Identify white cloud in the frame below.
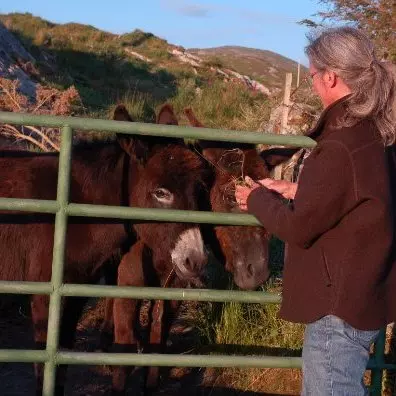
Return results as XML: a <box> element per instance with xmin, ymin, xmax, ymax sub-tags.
<box><xmin>160</xmin><ymin>1</ymin><xmax>298</xmax><ymax>24</ymax></box>
<box><xmin>160</xmin><ymin>0</ymin><xmax>211</xmax><ymax>18</ymax></box>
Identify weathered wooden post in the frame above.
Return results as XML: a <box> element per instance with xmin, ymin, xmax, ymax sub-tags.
<box><xmin>273</xmin><ymin>72</ymin><xmax>293</xmax><ymax>180</ymax></box>
<box><xmin>297</xmin><ymin>61</ymin><xmax>301</xmax><ymax>88</ymax></box>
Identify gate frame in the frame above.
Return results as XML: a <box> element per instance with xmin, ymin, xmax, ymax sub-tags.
<box><xmin>0</xmin><ymin>111</ymin><xmax>391</xmax><ymax>395</ymax></box>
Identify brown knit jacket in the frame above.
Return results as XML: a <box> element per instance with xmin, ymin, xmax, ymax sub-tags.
<box><xmin>247</xmin><ymin>96</ymin><xmax>396</xmax><ymax>330</ymax></box>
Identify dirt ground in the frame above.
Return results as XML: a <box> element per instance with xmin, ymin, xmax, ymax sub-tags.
<box><xmin>0</xmin><ymin>295</ymin><xmax>300</xmax><ymax>396</ymax></box>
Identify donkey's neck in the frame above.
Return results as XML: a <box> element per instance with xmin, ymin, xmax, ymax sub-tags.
<box><xmin>71</xmin><ymin>143</ymin><xmax>127</xmax><ymax>206</ymax></box>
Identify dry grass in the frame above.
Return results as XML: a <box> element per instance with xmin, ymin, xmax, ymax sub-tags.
<box><xmin>170</xmin><ymin>78</ymin><xmax>271</xmax><ymax>131</ymax></box>
<box><xmin>382</xmin><ymin>323</ymin><xmax>396</xmax><ymax>395</ymax></box>
<box><xmin>186</xmin><ymin>276</ymin><xmax>304</xmax><ymax>395</ymax></box>
<box><xmin>0</xmin><ymin>77</ymin><xmax>81</xmax><ymax>151</ymax></box>
<box><xmin>202</xmin><ymin>367</ymin><xmax>302</xmax><ymax>395</ymax></box>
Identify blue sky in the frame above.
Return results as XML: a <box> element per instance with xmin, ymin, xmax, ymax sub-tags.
<box><xmin>0</xmin><ymin>0</ymin><xmax>328</xmax><ymax>64</ymax></box>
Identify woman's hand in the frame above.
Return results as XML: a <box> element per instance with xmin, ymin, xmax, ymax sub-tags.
<box><xmin>234</xmin><ymin>177</ymin><xmax>265</xmax><ymax>211</ymax></box>
<box><xmin>259</xmin><ymin>179</ymin><xmax>298</xmax><ymax>200</ymax></box>
<box><xmin>235</xmin><ymin>177</ymin><xmax>298</xmax><ymax>211</ymax></box>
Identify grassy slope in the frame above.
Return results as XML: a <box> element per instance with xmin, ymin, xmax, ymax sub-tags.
<box><xmin>0</xmin><ymin>13</ymin><xmax>305</xmax><ymax>132</ymax></box>
<box><xmin>0</xmin><ymin>13</ymin><xmax>186</xmax><ymax>113</ymax></box>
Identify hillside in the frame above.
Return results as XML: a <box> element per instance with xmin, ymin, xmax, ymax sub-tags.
<box><xmin>0</xmin><ymin>13</ymin><xmax>178</xmax><ymax>114</ymax></box>
<box><xmin>190</xmin><ymin>46</ymin><xmax>307</xmax><ymax>89</ymax></box>
<box><xmin>0</xmin><ymin>12</ymin><xmax>315</xmax><ymax>133</ymax></box>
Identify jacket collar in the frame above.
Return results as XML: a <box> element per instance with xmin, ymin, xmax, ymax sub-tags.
<box><xmin>307</xmin><ymin>94</ymin><xmax>351</xmax><ymax>142</ymax></box>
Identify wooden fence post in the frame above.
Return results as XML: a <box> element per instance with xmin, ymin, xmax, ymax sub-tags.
<box><xmin>297</xmin><ymin>61</ymin><xmax>300</xmax><ymax>88</ymax></box>
<box><xmin>273</xmin><ymin>72</ymin><xmax>293</xmax><ymax>180</ymax></box>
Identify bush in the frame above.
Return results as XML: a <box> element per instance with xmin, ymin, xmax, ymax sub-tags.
<box><xmin>203</xmin><ymin>55</ymin><xmax>225</xmax><ymax>69</ymax></box>
<box><xmin>119</xmin><ymin>29</ymin><xmax>154</xmax><ymax>47</ymax></box>
<box><xmin>170</xmin><ymin>78</ymin><xmax>270</xmax><ymax>131</ymax></box>
<box><xmin>0</xmin><ymin>77</ymin><xmax>81</xmax><ymax>151</ymax></box>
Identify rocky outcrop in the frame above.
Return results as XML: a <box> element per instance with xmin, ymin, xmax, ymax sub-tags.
<box><xmin>0</xmin><ymin>22</ymin><xmax>37</xmax><ymax>99</ymax></box>
<box><xmin>170</xmin><ymin>48</ymin><xmax>202</xmax><ymax>67</ymax></box>
<box><xmin>170</xmin><ymin>48</ymin><xmax>272</xmax><ymax>95</ymax></box>
<box><xmin>124</xmin><ymin>48</ymin><xmax>152</xmax><ymax>63</ymax></box>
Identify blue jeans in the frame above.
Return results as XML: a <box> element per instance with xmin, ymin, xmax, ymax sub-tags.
<box><xmin>302</xmin><ymin>315</ymin><xmax>380</xmax><ymax>396</ymax></box>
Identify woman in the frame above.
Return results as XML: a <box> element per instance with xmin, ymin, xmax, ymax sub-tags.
<box><xmin>236</xmin><ymin>27</ymin><xmax>396</xmax><ymax>395</ymax></box>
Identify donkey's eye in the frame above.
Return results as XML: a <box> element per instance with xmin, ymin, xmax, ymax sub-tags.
<box><xmin>154</xmin><ymin>188</ymin><xmax>168</xmax><ymax>199</ymax></box>
<box><xmin>153</xmin><ymin>188</ymin><xmax>174</xmax><ymax>204</ymax></box>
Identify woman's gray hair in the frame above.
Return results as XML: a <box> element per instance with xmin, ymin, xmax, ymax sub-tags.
<box><xmin>305</xmin><ymin>27</ymin><xmax>396</xmax><ymax>146</ymax></box>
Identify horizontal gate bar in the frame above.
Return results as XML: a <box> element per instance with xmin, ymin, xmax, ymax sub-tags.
<box><xmin>60</xmin><ymin>284</ymin><xmax>282</xmax><ymax>303</ymax></box>
<box><xmin>0</xmin><ymin>281</ymin><xmax>52</xmax><ymax>294</ymax></box>
<box><xmin>0</xmin><ymin>350</ymin><xmax>393</xmax><ymax>371</ymax></box>
<box><xmin>0</xmin><ymin>350</ymin><xmax>48</xmax><ymax>363</ymax></box>
<box><xmin>0</xmin><ymin>111</ymin><xmax>316</xmax><ymax>148</ymax></box>
<box><xmin>0</xmin><ymin>281</ymin><xmax>282</xmax><ymax>303</ymax></box>
<box><xmin>0</xmin><ymin>198</ymin><xmax>59</xmax><ymax>213</ymax></box>
<box><xmin>57</xmin><ymin>351</ymin><xmax>302</xmax><ymax>368</ymax></box>
<box><xmin>66</xmin><ymin>203</ymin><xmax>261</xmax><ymax>225</ymax></box>
<box><xmin>0</xmin><ymin>198</ymin><xmax>262</xmax><ymax>226</ymax></box>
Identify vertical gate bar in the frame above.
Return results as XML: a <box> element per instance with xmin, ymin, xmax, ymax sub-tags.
<box><xmin>371</xmin><ymin>328</ymin><xmax>386</xmax><ymax>395</ymax></box>
<box><xmin>42</xmin><ymin>126</ymin><xmax>73</xmax><ymax>396</ymax></box>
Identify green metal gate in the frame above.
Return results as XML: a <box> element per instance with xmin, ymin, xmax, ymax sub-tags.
<box><xmin>0</xmin><ymin>111</ymin><xmax>393</xmax><ymax>395</ymax></box>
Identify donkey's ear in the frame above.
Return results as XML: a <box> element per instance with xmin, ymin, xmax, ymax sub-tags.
<box><xmin>113</xmin><ymin>104</ymin><xmax>133</xmax><ymax>122</ymax></box>
<box><xmin>200</xmin><ymin>147</ymin><xmax>222</xmax><ymax>166</ymax></box>
<box><xmin>116</xmin><ymin>134</ymin><xmax>133</xmax><ymax>156</ymax></box>
<box><xmin>259</xmin><ymin>147</ymin><xmax>300</xmax><ymax>171</ymax></box>
<box><xmin>184</xmin><ymin>107</ymin><xmax>204</xmax><ymax>128</ymax></box>
<box><xmin>156</xmin><ymin>103</ymin><xmax>178</xmax><ymax>125</ymax></box>
<box><xmin>113</xmin><ymin>104</ymin><xmax>149</xmax><ymax>161</ymax></box>
<box><xmin>116</xmin><ymin>134</ymin><xmax>150</xmax><ymax>164</ymax></box>
<box><xmin>154</xmin><ymin>103</ymin><xmax>184</xmax><ymax>146</ymax></box>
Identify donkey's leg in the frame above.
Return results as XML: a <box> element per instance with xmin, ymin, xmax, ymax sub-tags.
<box><xmin>99</xmin><ymin>261</ymin><xmax>119</xmax><ymax>351</ymax></box>
<box><xmin>31</xmin><ymin>295</ymin><xmax>85</xmax><ymax>395</ymax></box>
<box><xmin>112</xmin><ymin>297</ymin><xmax>139</xmax><ymax>395</ymax></box>
<box><xmin>99</xmin><ymin>297</ymin><xmax>115</xmax><ymax>351</ymax></box>
<box><xmin>30</xmin><ymin>294</ymin><xmax>49</xmax><ymax>396</ymax></box>
<box><xmin>145</xmin><ymin>299</ymin><xmax>181</xmax><ymax>391</ymax></box>
<box><xmin>59</xmin><ymin>296</ymin><xmax>88</xmax><ymax>349</ymax></box>
<box><xmin>144</xmin><ymin>299</ymin><xmax>164</xmax><ymax>391</ymax></box>
<box><xmin>44</xmin><ymin>295</ymin><xmax>87</xmax><ymax>395</ymax></box>
<box><xmin>112</xmin><ymin>242</ymin><xmax>145</xmax><ymax>395</ymax></box>
<box><xmin>28</xmin><ymin>245</ymin><xmax>59</xmax><ymax>396</ymax></box>
<box><xmin>30</xmin><ymin>297</ymin><xmax>72</xmax><ymax>396</ymax></box>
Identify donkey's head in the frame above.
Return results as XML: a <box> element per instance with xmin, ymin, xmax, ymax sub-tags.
<box><xmin>204</xmin><ymin>144</ymin><xmax>271</xmax><ymax>290</ymax></box>
<box><xmin>184</xmin><ymin>108</ymin><xmax>284</xmax><ymax>290</ymax></box>
<box><xmin>113</xmin><ymin>104</ymin><xmax>209</xmax><ymax>284</ymax></box>
<box><xmin>133</xmin><ymin>144</ymin><xmax>210</xmax><ymax>283</ymax></box>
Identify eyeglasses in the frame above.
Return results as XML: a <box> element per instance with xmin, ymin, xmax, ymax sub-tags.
<box><xmin>310</xmin><ymin>71</ymin><xmax>319</xmax><ymax>79</ymax></box>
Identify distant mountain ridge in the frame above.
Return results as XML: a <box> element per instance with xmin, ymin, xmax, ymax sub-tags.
<box><xmin>190</xmin><ymin>45</ymin><xmax>306</xmax><ymax>89</ymax></box>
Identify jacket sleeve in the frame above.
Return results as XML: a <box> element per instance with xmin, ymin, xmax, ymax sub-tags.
<box><xmin>247</xmin><ymin>141</ymin><xmax>353</xmax><ymax>248</ymax></box>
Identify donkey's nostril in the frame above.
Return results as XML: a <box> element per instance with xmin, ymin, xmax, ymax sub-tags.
<box><xmin>184</xmin><ymin>252</ymin><xmax>207</xmax><ymax>276</ymax></box>
<box><xmin>185</xmin><ymin>257</ymin><xmax>192</xmax><ymax>270</ymax></box>
<box><xmin>171</xmin><ymin>227</ymin><xmax>207</xmax><ymax>281</ymax></box>
<box><xmin>247</xmin><ymin>264</ymin><xmax>254</xmax><ymax>277</ymax></box>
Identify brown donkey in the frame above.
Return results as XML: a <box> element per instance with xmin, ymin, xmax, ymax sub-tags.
<box><xmin>184</xmin><ymin>107</ymin><xmax>272</xmax><ymax>289</ymax></box>
<box><xmin>0</xmin><ymin>105</ymin><xmax>209</xmax><ymax>395</ymax></box>
<box><xmin>108</xmin><ymin>105</ymin><xmax>295</xmax><ymax>395</ymax></box>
